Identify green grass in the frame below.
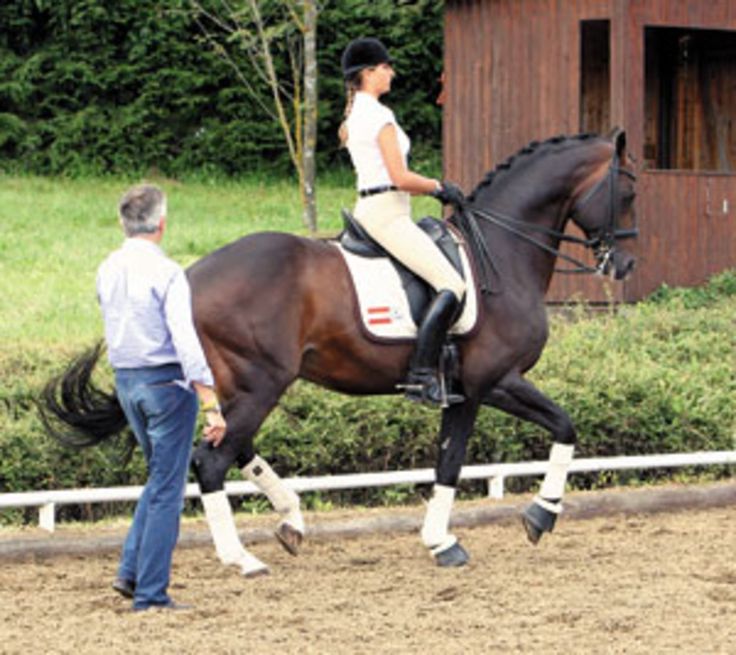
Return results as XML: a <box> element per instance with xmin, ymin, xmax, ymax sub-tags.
<box><xmin>0</xmin><ymin>174</ymin><xmax>439</xmax><ymax>350</ymax></box>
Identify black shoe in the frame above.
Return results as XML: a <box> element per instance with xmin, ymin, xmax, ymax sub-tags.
<box><xmin>402</xmin><ymin>369</ymin><xmax>465</xmax><ymax>407</ymax></box>
<box><xmin>112</xmin><ymin>577</ymin><xmax>135</xmax><ymax>599</ymax></box>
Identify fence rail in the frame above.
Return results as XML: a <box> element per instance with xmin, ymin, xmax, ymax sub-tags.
<box><xmin>1</xmin><ymin>450</ymin><xmax>734</xmax><ymax>532</ymax></box>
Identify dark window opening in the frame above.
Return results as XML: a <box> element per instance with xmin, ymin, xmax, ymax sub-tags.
<box><xmin>645</xmin><ymin>27</ymin><xmax>736</xmax><ymax>171</ymax></box>
<box><xmin>580</xmin><ymin>20</ymin><xmax>610</xmax><ymax>135</ymax></box>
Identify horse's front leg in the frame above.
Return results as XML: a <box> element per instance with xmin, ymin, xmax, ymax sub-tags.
<box><xmin>421</xmin><ymin>399</ymin><xmax>480</xmax><ymax>567</ymax></box>
<box><xmin>483</xmin><ymin>371</ymin><xmax>576</xmax><ymax>544</ymax></box>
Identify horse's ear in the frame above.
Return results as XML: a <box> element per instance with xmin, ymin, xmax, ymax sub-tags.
<box><xmin>607</xmin><ymin>127</ymin><xmax>626</xmax><ymax>157</ymax></box>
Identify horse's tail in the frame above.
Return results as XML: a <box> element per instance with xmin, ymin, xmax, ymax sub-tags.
<box><xmin>38</xmin><ymin>341</ymin><xmax>130</xmax><ymax>449</ymax></box>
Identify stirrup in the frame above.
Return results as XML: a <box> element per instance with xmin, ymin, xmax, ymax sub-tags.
<box><xmin>397</xmin><ymin>371</ymin><xmax>464</xmax><ymax>408</ymax></box>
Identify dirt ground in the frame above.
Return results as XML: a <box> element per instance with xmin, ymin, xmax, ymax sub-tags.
<box><xmin>1</xmin><ymin>497</ymin><xmax>735</xmax><ymax>655</ymax></box>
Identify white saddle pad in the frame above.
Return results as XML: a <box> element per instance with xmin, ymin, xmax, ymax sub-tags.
<box><xmin>334</xmin><ymin>238</ymin><xmax>478</xmax><ymax>341</ymax></box>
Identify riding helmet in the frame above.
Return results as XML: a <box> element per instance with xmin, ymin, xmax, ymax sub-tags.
<box><xmin>341</xmin><ymin>37</ymin><xmax>392</xmax><ymax>79</ymax></box>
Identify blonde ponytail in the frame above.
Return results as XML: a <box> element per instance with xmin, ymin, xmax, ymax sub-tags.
<box><xmin>338</xmin><ymin>80</ymin><xmax>360</xmax><ymax>147</ymax></box>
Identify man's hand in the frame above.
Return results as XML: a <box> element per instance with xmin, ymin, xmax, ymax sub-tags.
<box><xmin>194</xmin><ymin>382</ymin><xmax>227</xmax><ymax>446</ymax></box>
<box><xmin>431</xmin><ymin>180</ymin><xmax>465</xmax><ymax>209</ymax></box>
<box><xmin>203</xmin><ymin>409</ymin><xmax>227</xmax><ymax>447</ymax></box>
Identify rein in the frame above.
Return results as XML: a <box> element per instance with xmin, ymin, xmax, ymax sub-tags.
<box><xmin>459</xmin><ymin>205</ymin><xmax>601</xmax><ymax>271</ymax></box>
<box><xmin>452</xmin><ymin>153</ymin><xmax>637</xmax><ymax>293</ymax></box>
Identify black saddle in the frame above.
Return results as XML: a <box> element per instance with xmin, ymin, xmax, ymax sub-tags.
<box><xmin>338</xmin><ymin>209</ymin><xmax>465</xmax><ymax>324</ymax></box>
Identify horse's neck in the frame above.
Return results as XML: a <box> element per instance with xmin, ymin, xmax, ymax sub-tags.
<box><xmin>475</xmin><ymin>184</ymin><xmax>571</xmax><ymax>293</ymax></box>
<box><xmin>473</xmin><ymin>141</ymin><xmax>611</xmax><ymax>296</ymax></box>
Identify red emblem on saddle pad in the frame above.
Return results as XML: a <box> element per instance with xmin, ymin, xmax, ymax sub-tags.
<box><xmin>367</xmin><ymin>306</ymin><xmax>392</xmax><ymax>325</ymax></box>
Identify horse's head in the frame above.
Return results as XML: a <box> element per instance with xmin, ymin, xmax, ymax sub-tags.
<box><xmin>569</xmin><ymin>129</ymin><xmax>637</xmax><ymax>280</ymax></box>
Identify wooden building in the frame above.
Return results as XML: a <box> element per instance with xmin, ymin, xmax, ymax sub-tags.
<box><xmin>443</xmin><ymin>0</ymin><xmax>736</xmax><ymax>302</ymax></box>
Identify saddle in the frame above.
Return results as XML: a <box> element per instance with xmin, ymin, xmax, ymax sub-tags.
<box><xmin>339</xmin><ymin>209</ymin><xmax>465</xmax><ymax>325</ymax></box>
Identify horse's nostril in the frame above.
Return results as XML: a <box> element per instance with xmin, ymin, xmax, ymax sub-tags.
<box><xmin>615</xmin><ymin>257</ymin><xmax>635</xmax><ymax>280</ymax></box>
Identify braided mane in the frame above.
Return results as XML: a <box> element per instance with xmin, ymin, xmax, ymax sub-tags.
<box><xmin>467</xmin><ymin>133</ymin><xmax>599</xmax><ymax>201</ymax></box>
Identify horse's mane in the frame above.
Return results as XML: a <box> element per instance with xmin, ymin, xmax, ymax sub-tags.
<box><xmin>467</xmin><ymin>132</ymin><xmax>600</xmax><ymax>201</ymax></box>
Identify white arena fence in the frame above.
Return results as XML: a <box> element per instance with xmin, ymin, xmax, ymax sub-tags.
<box><xmin>1</xmin><ymin>450</ymin><xmax>734</xmax><ymax>532</ymax></box>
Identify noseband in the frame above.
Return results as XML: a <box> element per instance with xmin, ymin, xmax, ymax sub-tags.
<box><xmin>454</xmin><ymin>152</ymin><xmax>637</xmax><ymax>292</ymax></box>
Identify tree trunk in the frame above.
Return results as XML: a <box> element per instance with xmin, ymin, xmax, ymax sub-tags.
<box><xmin>302</xmin><ymin>0</ymin><xmax>318</xmax><ymax>233</ymax></box>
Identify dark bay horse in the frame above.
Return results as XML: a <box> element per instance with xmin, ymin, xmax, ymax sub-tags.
<box><xmin>41</xmin><ymin>130</ymin><xmax>637</xmax><ymax>573</ymax></box>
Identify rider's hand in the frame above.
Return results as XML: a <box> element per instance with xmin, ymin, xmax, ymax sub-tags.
<box><xmin>431</xmin><ymin>180</ymin><xmax>466</xmax><ymax>209</ymax></box>
<box><xmin>203</xmin><ymin>408</ymin><xmax>227</xmax><ymax>447</ymax></box>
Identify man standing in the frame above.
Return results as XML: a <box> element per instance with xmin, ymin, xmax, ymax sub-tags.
<box><xmin>98</xmin><ymin>184</ymin><xmax>226</xmax><ymax>611</ymax></box>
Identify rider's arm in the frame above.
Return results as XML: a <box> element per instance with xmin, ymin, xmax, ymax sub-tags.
<box><xmin>377</xmin><ymin>124</ymin><xmax>440</xmax><ymax>196</ymax></box>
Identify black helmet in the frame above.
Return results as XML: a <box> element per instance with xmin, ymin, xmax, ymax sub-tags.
<box><xmin>341</xmin><ymin>37</ymin><xmax>392</xmax><ymax>80</ymax></box>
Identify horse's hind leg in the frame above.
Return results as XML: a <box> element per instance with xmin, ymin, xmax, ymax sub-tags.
<box><xmin>192</xmin><ymin>382</ymin><xmax>302</xmax><ymax>575</ymax></box>
<box><xmin>483</xmin><ymin>372</ymin><xmax>576</xmax><ymax>544</ymax></box>
<box><xmin>241</xmin><ymin>455</ymin><xmax>303</xmax><ymax>556</ymax></box>
<box><xmin>421</xmin><ymin>399</ymin><xmax>480</xmax><ymax>567</ymax></box>
<box><xmin>193</xmin><ymin>426</ymin><xmax>269</xmax><ymax>576</ymax></box>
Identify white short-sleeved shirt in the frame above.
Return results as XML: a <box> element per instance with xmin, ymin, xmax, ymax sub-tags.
<box><xmin>346</xmin><ymin>91</ymin><xmax>410</xmax><ymax>191</ymax></box>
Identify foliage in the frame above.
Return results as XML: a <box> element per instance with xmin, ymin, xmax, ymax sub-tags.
<box><xmin>646</xmin><ymin>269</ymin><xmax>736</xmax><ymax>308</ymax></box>
<box><xmin>0</xmin><ymin>0</ymin><xmax>444</xmax><ymax>177</ymax></box>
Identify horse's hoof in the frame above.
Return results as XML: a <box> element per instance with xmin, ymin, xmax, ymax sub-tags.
<box><xmin>521</xmin><ymin>502</ymin><xmax>558</xmax><ymax>546</ymax></box>
<box><xmin>521</xmin><ymin>514</ymin><xmax>543</xmax><ymax>545</ymax></box>
<box><xmin>433</xmin><ymin>541</ymin><xmax>469</xmax><ymax>567</ymax></box>
<box><xmin>275</xmin><ymin>522</ymin><xmax>303</xmax><ymax>556</ymax></box>
<box><xmin>233</xmin><ymin>552</ymin><xmax>270</xmax><ymax>577</ymax></box>
<box><xmin>243</xmin><ymin>566</ymin><xmax>270</xmax><ymax>579</ymax></box>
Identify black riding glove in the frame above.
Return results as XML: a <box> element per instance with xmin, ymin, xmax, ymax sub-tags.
<box><xmin>431</xmin><ymin>181</ymin><xmax>465</xmax><ymax>209</ymax></box>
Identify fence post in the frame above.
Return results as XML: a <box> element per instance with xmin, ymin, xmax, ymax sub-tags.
<box><xmin>488</xmin><ymin>475</ymin><xmax>505</xmax><ymax>499</ymax></box>
<box><xmin>39</xmin><ymin>502</ymin><xmax>56</xmax><ymax>532</ymax></box>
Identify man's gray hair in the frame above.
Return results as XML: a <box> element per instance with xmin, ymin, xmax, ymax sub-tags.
<box><xmin>118</xmin><ymin>184</ymin><xmax>166</xmax><ymax>236</ymax></box>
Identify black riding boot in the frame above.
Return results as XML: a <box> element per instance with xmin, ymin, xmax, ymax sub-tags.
<box><xmin>402</xmin><ymin>290</ymin><xmax>465</xmax><ymax>407</ymax></box>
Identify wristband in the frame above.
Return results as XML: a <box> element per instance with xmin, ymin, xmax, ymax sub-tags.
<box><xmin>200</xmin><ymin>399</ymin><xmax>221</xmax><ymax>414</ymax></box>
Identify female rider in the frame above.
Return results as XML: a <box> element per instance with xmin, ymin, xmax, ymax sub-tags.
<box><xmin>340</xmin><ymin>37</ymin><xmax>466</xmax><ymax>406</ymax></box>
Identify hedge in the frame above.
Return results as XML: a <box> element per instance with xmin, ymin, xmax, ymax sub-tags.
<box><xmin>0</xmin><ymin>0</ymin><xmax>444</xmax><ymax>177</ymax></box>
<box><xmin>1</xmin><ymin>271</ymin><xmax>734</xmax><ymax>524</ymax></box>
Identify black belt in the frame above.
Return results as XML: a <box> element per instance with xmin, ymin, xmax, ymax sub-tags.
<box><xmin>359</xmin><ymin>185</ymin><xmax>398</xmax><ymax>198</ymax></box>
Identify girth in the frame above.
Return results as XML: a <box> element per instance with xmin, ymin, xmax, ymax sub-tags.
<box><xmin>339</xmin><ymin>209</ymin><xmax>465</xmax><ymax>324</ymax></box>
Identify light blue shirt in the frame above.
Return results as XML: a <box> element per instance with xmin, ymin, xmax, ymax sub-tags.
<box><xmin>96</xmin><ymin>238</ymin><xmax>214</xmax><ymax>387</ymax></box>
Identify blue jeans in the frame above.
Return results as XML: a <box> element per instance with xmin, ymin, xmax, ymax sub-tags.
<box><xmin>114</xmin><ymin>364</ymin><xmax>197</xmax><ymax>609</ymax></box>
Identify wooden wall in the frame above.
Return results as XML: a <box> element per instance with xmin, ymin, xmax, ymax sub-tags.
<box><xmin>443</xmin><ymin>0</ymin><xmax>612</xmax><ymax>189</ymax></box>
<box><xmin>629</xmin><ymin>172</ymin><xmax>736</xmax><ymax>299</ymax></box>
<box><xmin>619</xmin><ymin>0</ymin><xmax>736</xmax><ymax>298</ymax></box>
<box><xmin>444</xmin><ymin>0</ymin><xmax>736</xmax><ymax>302</ymax></box>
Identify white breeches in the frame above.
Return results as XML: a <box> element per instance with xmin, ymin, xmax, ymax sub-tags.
<box><xmin>354</xmin><ymin>191</ymin><xmax>466</xmax><ymax>301</ymax></box>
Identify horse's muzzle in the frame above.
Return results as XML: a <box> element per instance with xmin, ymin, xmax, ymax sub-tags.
<box><xmin>610</xmin><ymin>249</ymin><xmax>636</xmax><ymax>280</ymax></box>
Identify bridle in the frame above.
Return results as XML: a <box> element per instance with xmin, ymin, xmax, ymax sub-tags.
<box><xmin>452</xmin><ymin>152</ymin><xmax>638</xmax><ymax>293</ymax></box>
<box><xmin>569</xmin><ymin>151</ymin><xmax>638</xmax><ymax>274</ymax></box>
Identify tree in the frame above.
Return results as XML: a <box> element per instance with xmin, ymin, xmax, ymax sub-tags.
<box><xmin>191</xmin><ymin>0</ymin><xmax>321</xmax><ymax>232</ymax></box>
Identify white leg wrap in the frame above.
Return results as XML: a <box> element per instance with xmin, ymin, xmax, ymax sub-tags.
<box><xmin>201</xmin><ymin>490</ymin><xmax>269</xmax><ymax>576</ymax></box>
<box><xmin>421</xmin><ymin>484</ymin><xmax>456</xmax><ymax>550</ymax></box>
<box><xmin>242</xmin><ymin>456</ymin><xmax>304</xmax><ymax>533</ymax></box>
<box><xmin>533</xmin><ymin>495</ymin><xmax>564</xmax><ymax>514</ymax></box>
<box><xmin>539</xmin><ymin>443</ymin><xmax>575</xmax><ymax>501</ymax></box>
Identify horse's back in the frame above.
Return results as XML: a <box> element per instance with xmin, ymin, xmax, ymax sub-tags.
<box><xmin>190</xmin><ymin>232</ymin><xmax>306</xmax><ymax>286</ymax></box>
<box><xmin>188</xmin><ymin>230</ymin><xmax>351</xmax><ymax>341</ymax></box>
